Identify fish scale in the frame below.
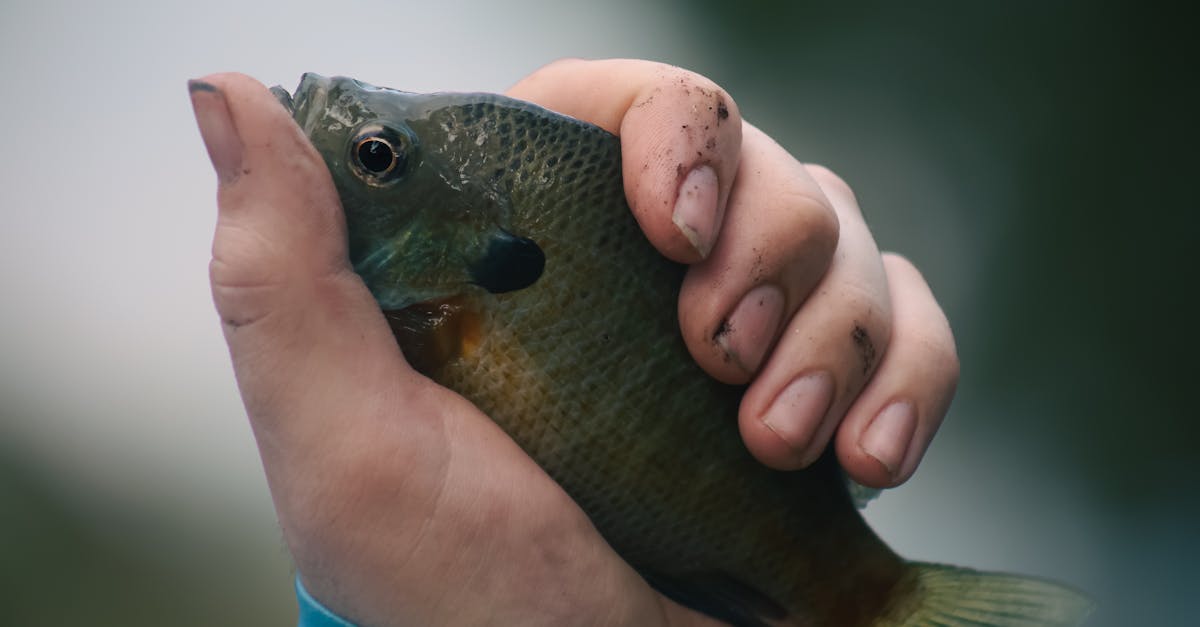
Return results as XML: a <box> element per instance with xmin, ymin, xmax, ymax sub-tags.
<box><xmin>278</xmin><ymin>73</ymin><xmax>1092</xmax><ymax>627</ymax></box>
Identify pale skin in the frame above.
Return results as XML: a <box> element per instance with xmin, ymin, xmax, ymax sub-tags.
<box><xmin>190</xmin><ymin>59</ymin><xmax>959</xmax><ymax>626</ymax></box>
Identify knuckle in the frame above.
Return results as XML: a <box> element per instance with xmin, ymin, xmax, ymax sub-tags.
<box><xmin>882</xmin><ymin>253</ymin><xmax>959</xmax><ymax>386</ymax></box>
<box><xmin>654</xmin><ymin>64</ymin><xmax>739</xmax><ymax>122</ymax></box>
<box><xmin>210</xmin><ymin>220</ymin><xmax>287</xmax><ymax>287</ymax></box>
<box><xmin>800</xmin><ymin>193</ymin><xmax>841</xmax><ymax>248</ymax></box>
<box><xmin>775</xmin><ymin>190</ymin><xmax>840</xmax><ymax>257</ymax></box>
<box><xmin>837</xmin><ymin>279</ymin><xmax>894</xmax><ymax>345</ymax></box>
<box><xmin>881</xmin><ymin>251</ymin><xmax>921</xmax><ymax>278</ymax></box>
<box><xmin>542</xmin><ymin>57</ymin><xmax>586</xmax><ymax>74</ymax></box>
<box><xmin>209</xmin><ymin>222</ymin><xmax>291</xmax><ymax>328</ymax></box>
<box><xmin>934</xmin><ymin>333</ymin><xmax>961</xmax><ymax>384</ymax></box>
<box><xmin>910</xmin><ymin>325</ymin><xmax>960</xmax><ymax>385</ymax></box>
<box><xmin>805</xmin><ymin>163</ymin><xmax>858</xmax><ymax>206</ymax></box>
<box><xmin>945</xmin><ymin>350</ymin><xmax>961</xmax><ymax>391</ymax></box>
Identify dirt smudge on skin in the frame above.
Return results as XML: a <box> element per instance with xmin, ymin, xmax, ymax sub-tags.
<box><xmin>713</xmin><ymin>318</ymin><xmax>734</xmax><ymax>363</ymax></box>
<box><xmin>632</xmin><ymin>88</ymin><xmax>659</xmax><ymax>109</ymax></box>
<box><xmin>851</xmin><ymin>324</ymin><xmax>877</xmax><ymax>375</ymax></box>
<box><xmin>750</xmin><ymin>248</ymin><xmax>764</xmax><ymax>282</ymax></box>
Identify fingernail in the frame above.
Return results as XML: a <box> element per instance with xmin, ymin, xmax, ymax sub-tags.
<box><xmin>762</xmin><ymin>372</ymin><xmax>834</xmax><ymax>457</ymax></box>
<box><xmin>672</xmin><ymin>165</ymin><xmax>719</xmax><ymax>257</ymax></box>
<box><xmin>189</xmin><ymin>80</ymin><xmax>243</xmax><ymax>184</ymax></box>
<box><xmin>859</xmin><ymin>401</ymin><xmax>917</xmax><ymax>477</ymax></box>
<box><xmin>716</xmin><ymin>284</ymin><xmax>784</xmax><ymax>374</ymax></box>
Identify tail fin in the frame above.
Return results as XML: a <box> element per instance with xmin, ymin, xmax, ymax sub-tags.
<box><xmin>891</xmin><ymin>563</ymin><xmax>1093</xmax><ymax>626</ymax></box>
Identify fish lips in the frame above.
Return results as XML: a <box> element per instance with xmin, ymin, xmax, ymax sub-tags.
<box><xmin>270</xmin><ymin>72</ymin><xmax>332</xmax><ymax>127</ymax></box>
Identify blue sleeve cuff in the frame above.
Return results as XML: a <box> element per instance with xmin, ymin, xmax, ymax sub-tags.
<box><xmin>296</xmin><ymin>576</ymin><xmax>358</xmax><ymax>627</ymax></box>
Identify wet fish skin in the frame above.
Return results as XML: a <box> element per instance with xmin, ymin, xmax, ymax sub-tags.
<box><xmin>277</xmin><ymin>74</ymin><xmax>1091</xmax><ymax>627</ymax></box>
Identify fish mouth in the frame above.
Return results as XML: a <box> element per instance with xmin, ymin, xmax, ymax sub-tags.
<box><xmin>268</xmin><ymin>85</ymin><xmax>294</xmax><ymax>114</ymax></box>
<box><xmin>270</xmin><ymin>72</ymin><xmax>331</xmax><ymax>131</ymax></box>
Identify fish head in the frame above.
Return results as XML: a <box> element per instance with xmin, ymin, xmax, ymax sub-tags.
<box><xmin>274</xmin><ymin>73</ymin><xmax>544</xmax><ymax>309</ymax></box>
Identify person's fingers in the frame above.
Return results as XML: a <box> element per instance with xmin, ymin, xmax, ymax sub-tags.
<box><xmin>508</xmin><ymin>58</ymin><xmax>742</xmax><ymax>262</ymax></box>
<box><xmin>677</xmin><ymin>126</ymin><xmax>839</xmax><ymax>384</ymax></box>
<box><xmin>736</xmin><ymin>165</ymin><xmax>893</xmax><ymax>470</ymax></box>
<box><xmin>834</xmin><ymin>253</ymin><xmax>959</xmax><ymax>488</ymax></box>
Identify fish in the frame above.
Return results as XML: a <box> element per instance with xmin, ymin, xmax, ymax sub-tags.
<box><xmin>271</xmin><ymin>73</ymin><xmax>1092</xmax><ymax>627</ymax></box>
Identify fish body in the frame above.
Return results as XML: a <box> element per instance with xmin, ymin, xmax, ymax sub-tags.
<box><xmin>275</xmin><ymin>74</ymin><xmax>1090</xmax><ymax>627</ymax></box>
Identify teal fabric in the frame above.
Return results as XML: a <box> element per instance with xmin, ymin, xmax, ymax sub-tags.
<box><xmin>296</xmin><ymin>576</ymin><xmax>357</xmax><ymax>627</ymax></box>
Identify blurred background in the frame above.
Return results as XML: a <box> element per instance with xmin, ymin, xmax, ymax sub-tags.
<box><xmin>1</xmin><ymin>1</ymin><xmax>1193</xmax><ymax>625</ymax></box>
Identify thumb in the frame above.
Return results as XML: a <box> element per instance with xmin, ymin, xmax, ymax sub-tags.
<box><xmin>190</xmin><ymin>73</ymin><xmax>494</xmax><ymax>621</ymax></box>
<box><xmin>189</xmin><ymin>72</ymin><xmax>443</xmax><ymax>463</ymax></box>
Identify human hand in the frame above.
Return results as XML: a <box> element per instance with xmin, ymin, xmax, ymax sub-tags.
<box><xmin>189</xmin><ymin>58</ymin><xmax>956</xmax><ymax>625</ymax></box>
<box><xmin>510</xmin><ymin>59</ymin><xmax>958</xmax><ymax>489</ymax></box>
<box><xmin>190</xmin><ymin>71</ymin><xmax>717</xmax><ymax>627</ymax></box>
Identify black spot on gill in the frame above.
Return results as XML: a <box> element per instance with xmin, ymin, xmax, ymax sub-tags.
<box><xmin>469</xmin><ymin>230</ymin><xmax>545</xmax><ymax>294</ymax></box>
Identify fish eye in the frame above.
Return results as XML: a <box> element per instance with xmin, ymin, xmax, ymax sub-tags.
<box><xmin>356</xmin><ymin>138</ymin><xmax>397</xmax><ymax>174</ymax></box>
<box><xmin>349</xmin><ymin>123</ymin><xmax>417</xmax><ymax>185</ymax></box>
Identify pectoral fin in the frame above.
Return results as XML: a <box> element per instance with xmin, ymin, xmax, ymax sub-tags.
<box><xmin>385</xmin><ymin>297</ymin><xmax>482</xmax><ymax>376</ymax></box>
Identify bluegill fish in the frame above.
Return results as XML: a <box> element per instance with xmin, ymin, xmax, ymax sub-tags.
<box><xmin>272</xmin><ymin>74</ymin><xmax>1090</xmax><ymax>627</ymax></box>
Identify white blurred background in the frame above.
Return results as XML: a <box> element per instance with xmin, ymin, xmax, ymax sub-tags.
<box><xmin>1</xmin><ymin>1</ymin><xmax>1193</xmax><ymax>625</ymax></box>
